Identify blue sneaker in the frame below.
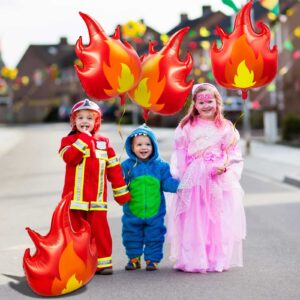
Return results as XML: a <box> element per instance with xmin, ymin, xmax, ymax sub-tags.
<box><xmin>125</xmin><ymin>257</ymin><xmax>141</xmax><ymax>271</ymax></box>
<box><xmin>146</xmin><ymin>260</ymin><xmax>158</xmax><ymax>271</ymax></box>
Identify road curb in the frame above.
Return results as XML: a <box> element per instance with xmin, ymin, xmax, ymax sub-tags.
<box><xmin>283</xmin><ymin>174</ymin><xmax>300</xmax><ymax>188</ymax></box>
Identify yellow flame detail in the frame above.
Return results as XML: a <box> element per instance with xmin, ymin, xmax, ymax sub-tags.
<box><xmin>51</xmin><ymin>242</ymin><xmax>87</xmax><ymax>295</ymax></box>
<box><xmin>143</xmin><ymin>57</ymin><xmax>166</xmax><ymax>103</ymax></box>
<box><xmin>62</xmin><ymin>274</ymin><xmax>83</xmax><ymax>294</ymax></box>
<box><xmin>129</xmin><ymin>53</ymin><xmax>166</xmax><ymax>111</ymax></box>
<box><xmin>233</xmin><ymin>60</ymin><xmax>256</xmax><ymax>88</ymax></box>
<box><xmin>133</xmin><ymin>78</ymin><xmax>151</xmax><ymax>107</ymax></box>
<box><xmin>132</xmin><ymin>78</ymin><xmax>165</xmax><ymax>111</ymax></box>
<box><xmin>103</xmin><ymin>39</ymin><xmax>138</xmax><ymax>96</ymax></box>
<box><xmin>117</xmin><ymin>63</ymin><xmax>135</xmax><ymax>93</ymax></box>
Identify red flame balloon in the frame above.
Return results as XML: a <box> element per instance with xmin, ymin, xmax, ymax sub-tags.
<box><xmin>75</xmin><ymin>12</ymin><xmax>142</xmax><ymax>105</ymax></box>
<box><xmin>210</xmin><ymin>0</ymin><xmax>278</xmax><ymax>99</ymax></box>
<box><xmin>23</xmin><ymin>195</ymin><xmax>97</xmax><ymax>296</ymax></box>
<box><xmin>128</xmin><ymin>27</ymin><xmax>194</xmax><ymax>121</ymax></box>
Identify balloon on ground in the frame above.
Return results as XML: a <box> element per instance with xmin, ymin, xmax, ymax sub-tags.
<box><xmin>23</xmin><ymin>195</ymin><xmax>97</xmax><ymax>296</ymax></box>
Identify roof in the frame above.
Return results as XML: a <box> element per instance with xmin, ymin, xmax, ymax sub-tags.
<box><xmin>17</xmin><ymin>37</ymin><xmax>75</xmax><ymax>69</ymax></box>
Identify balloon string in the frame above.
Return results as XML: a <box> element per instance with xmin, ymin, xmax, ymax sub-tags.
<box><xmin>223</xmin><ymin>109</ymin><xmax>245</xmax><ymax>167</ymax></box>
<box><xmin>233</xmin><ymin>110</ymin><xmax>245</xmax><ymax>128</ymax></box>
<box><xmin>117</xmin><ymin>103</ymin><xmax>127</xmax><ymax>140</ymax></box>
<box><xmin>118</xmin><ymin>103</ymin><xmax>127</xmax><ymax>162</ymax></box>
<box><xmin>127</xmin><ymin>157</ymin><xmax>138</xmax><ymax>187</ymax></box>
<box><xmin>116</xmin><ymin>104</ymin><xmax>138</xmax><ymax>189</ymax></box>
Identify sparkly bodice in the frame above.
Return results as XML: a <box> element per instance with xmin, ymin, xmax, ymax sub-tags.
<box><xmin>170</xmin><ymin>118</ymin><xmax>242</xmax><ymax>181</ymax></box>
<box><xmin>186</xmin><ymin>119</ymin><xmax>225</xmax><ymax>157</ymax></box>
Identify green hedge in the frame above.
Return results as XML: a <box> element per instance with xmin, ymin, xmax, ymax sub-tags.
<box><xmin>282</xmin><ymin>114</ymin><xmax>300</xmax><ymax>141</ymax></box>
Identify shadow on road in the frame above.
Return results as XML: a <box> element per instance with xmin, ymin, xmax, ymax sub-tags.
<box><xmin>3</xmin><ymin>273</ymin><xmax>88</xmax><ymax>298</ymax></box>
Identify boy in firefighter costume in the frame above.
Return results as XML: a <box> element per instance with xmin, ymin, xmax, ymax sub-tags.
<box><xmin>121</xmin><ymin>124</ymin><xmax>179</xmax><ymax>271</ymax></box>
<box><xmin>59</xmin><ymin>99</ymin><xmax>130</xmax><ymax>275</ymax></box>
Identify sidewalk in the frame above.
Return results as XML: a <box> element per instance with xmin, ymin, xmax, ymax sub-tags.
<box><xmin>114</xmin><ymin>124</ymin><xmax>300</xmax><ymax>187</ymax></box>
<box><xmin>130</xmin><ymin>125</ymin><xmax>300</xmax><ymax>187</ymax></box>
<box><xmin>242</xmin><ymin>138</ymin><xmax>300</xmax><ymax>187</ymax></box>
<box><xmin>0</xmin><ymin>125</ymin><xmax>23</xmax><ymax>157</ymax></box>
<box><xmin>1</xmin><ymin>123</ymin><xmax>300</xmax><ymax>187</ymax></box>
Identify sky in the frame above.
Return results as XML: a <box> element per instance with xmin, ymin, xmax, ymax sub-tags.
<box><xmin>0</xmin><ymin>0</ymin><xmax>246</xmax><ymax>68</ymax></box>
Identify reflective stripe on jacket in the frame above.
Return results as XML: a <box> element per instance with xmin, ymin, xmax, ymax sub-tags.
<box><xmin>59</xmin><ymin>132</ymin><xmax>130</xmax><ymax>211</ymax></box>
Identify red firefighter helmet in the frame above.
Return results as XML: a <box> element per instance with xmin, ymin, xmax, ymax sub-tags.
<box><xmin>70</xmin><ymin>99</ymin><xmax>102</xmax><ymax>133</ymax></box>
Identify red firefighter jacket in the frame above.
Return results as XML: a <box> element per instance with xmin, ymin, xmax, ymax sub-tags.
<box><xmin>59</xmin><ymin>131</ymin><xmax>130</xmax><ymax>211</ymax></box>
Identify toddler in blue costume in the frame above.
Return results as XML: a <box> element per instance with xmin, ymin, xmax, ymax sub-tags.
<box><xmin>121</xmin><ymin>124</ymin><xmax>179</xmax><ymax>271</ymax></box>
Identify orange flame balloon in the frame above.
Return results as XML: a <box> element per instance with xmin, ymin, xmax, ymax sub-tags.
<box><xmin>210</xmin><ymin>0</ymin><xmax>277</xmax><ymax>99</ymax></box>
<box><xmin>128</xmin><ymin>27</ymin><xmax>194</xmax><ymax>121</ymax></box>
<box><xmin>23</xmin><ymin>195</ymin><xmax>97</xmax><ymax>296</ymax></box>
<box><xmin>75</xmin><ymin>12</ymin><xmax>142</xmax><ymax>104</ymax></box>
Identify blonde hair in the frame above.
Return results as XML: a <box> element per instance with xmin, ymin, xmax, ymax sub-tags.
<box><xmin>180</xmin><ymin>83</ymin><xmax>224</xmax><ymax>128</ymax></box>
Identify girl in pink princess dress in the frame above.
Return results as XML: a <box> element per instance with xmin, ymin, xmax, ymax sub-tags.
<box><xmin>167</xmin><ymin>83</ymin><xmax>246</xmax><ymax>273</ymax></box>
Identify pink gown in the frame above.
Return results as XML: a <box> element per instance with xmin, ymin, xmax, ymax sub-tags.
<box><xmin>167</xmin><ymin>118</ymin><xmax>246</xmax><ymax>272</ymax></box>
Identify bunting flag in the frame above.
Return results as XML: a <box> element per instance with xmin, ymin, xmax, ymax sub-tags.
<box><xmin>260</xmin><ymin>0</ymin><xmax>279</xmax><ymax>16</ymax></box>
<box><xmin>222</xmin><ymin>0</ymin><xmax>240</xmax><ymax>13</ymax></box>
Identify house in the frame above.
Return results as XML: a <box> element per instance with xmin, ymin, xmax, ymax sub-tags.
<box><xmin>11</xmin><ymin>22</ymin><xmax>162</xmax><ymax>123</ymax></box>
<box><xmin>12</xmin><ymin>37</ymin><xmax>86</xmax><ymax>123</ymax></box>
<box><xmin>163</xmin><ymin>1</ymin><xmax>300</xmax><ymax>128</ymax></box>
<box><xmin>0</xmin><ymin>50</ymin><xmax>13</xmax><ymax>122</ymax></box>
<box><xmin>6</xmin><ymin>1</ymin><xmax>300</xmax><ymax>128</ymax></box>
<box><xmin>280</xmin><ymin>1</ymin><xmax>300</xmax><ymax>116</ymax></box>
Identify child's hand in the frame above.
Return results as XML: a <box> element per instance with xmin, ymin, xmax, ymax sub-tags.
<box><xmin>215</xmin><ymin>166</ymin><xmax>227</xmax><ymax>175</ymax></box>
<box><xmin>211</xmin><ymin>166</ymin><xmax>227</xmax><ymax>177</ymax></box>
<box><xmin>81</xmin><ymin>130</ymin><xmax>92</xmax><ymax>137</ymax></box>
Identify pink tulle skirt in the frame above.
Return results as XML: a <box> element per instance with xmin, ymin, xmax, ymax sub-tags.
<box><xmin>167</xmin><ymin>157</ymin><xmax>246</xmax><ymax>273</ymax></box>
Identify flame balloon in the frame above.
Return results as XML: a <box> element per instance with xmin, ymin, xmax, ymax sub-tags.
<box><xmin>128</xmin><ymin>27</ymin><xmax>194</xmax><ymax>121</ymax></box>
<box><xmin>210</xmin><ymin>0</ymin><xmax>278</xmax><ymax>99</ymax></box>
<box><xmin>23</xmin><ymin>195</ymin><xmax>97</xmax><ymax>296</ymax></box>
<box><xmin>75</xmin><ymin>12</ymin><xmax>142</xmax><ymax>104</ymax></box>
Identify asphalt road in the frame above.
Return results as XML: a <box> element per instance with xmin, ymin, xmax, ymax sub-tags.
<box><xmin>0</xmin><ymin>123</ymin><xmax>299</xmax><ymax>300</ymax></box>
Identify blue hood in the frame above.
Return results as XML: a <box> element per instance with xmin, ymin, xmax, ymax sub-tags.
<box><xmin>125</xmin><ymin>124</ymin><xmax>159</xmax><ymax>162</ymax></box>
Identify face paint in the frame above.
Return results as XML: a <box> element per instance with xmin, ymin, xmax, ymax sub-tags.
<box><xmin>195</xmin><ymin>92</ymin><xmax>217</xmax><ymax>120</ymax></box>
<box><xmin>196</xmin><ymin>93</ymin><xmax>214</xmax><ymax>102</ymax></box>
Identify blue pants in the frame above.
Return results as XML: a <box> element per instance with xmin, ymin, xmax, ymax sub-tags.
<box><xmin>122</xmin><ymin>210</ymin><xmax>166</xmax><ymax>262</ymax></box>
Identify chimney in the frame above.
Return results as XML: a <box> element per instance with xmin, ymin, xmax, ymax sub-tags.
<box><xmin>202</xmin><ymin>5</ymin><xmax>212</xmax><ymax>16</ymax></box>
<box><xmin>59</xmin><ymin>37</ymin><xmax>68</xmax><ymax>46</ymax></box>
<box><xmin>180</xmin><ymin>13</ymin><xmax>189</xmax><ymax>23</ymax></box>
